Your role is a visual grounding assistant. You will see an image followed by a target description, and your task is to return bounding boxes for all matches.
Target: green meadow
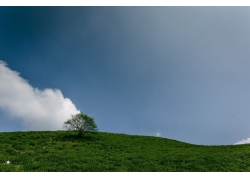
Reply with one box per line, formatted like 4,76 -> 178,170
0,131 -> 250,172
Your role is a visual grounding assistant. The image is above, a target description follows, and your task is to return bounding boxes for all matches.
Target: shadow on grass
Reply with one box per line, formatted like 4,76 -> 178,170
54,131 -> 100,143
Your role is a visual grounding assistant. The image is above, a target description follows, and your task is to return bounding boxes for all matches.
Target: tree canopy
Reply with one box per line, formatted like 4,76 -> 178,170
63,113 -> 98,137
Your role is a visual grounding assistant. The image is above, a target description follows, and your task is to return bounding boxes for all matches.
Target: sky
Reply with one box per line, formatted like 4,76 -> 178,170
1,6 -> 250,145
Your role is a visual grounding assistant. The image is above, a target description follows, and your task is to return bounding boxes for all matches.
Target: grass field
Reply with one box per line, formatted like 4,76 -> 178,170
0,131 -> 250,172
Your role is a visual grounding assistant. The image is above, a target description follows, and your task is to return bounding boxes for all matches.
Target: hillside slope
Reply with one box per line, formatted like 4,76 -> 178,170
0,131 -> 250,172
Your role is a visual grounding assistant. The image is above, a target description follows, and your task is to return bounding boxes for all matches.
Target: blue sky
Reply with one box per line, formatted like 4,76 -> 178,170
1,7 -> 250,145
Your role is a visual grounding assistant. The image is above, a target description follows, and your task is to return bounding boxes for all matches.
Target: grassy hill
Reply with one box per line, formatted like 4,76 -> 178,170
0,131 -> 250,172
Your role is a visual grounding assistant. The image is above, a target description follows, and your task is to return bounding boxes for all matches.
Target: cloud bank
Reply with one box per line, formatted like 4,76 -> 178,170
234,138 -> 250,145
0,60 -> 80,131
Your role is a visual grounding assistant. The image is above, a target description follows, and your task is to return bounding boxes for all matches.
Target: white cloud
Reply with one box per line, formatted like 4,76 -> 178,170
234,138 -> 250,145
0,60 -> 80,131
156,132 -> 161,137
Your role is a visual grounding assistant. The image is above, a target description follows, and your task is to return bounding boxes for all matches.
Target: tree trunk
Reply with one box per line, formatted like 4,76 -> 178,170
77,131 -> 83,138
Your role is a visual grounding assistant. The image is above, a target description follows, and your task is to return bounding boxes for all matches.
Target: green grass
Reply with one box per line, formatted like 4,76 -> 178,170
0,131 -> 250,172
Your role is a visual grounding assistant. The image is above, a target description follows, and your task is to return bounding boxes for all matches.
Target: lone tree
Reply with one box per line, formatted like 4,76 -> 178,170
63,113 -> 98,137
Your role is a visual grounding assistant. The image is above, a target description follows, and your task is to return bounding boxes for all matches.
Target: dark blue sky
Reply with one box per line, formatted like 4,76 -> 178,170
1,7 -> 250,145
